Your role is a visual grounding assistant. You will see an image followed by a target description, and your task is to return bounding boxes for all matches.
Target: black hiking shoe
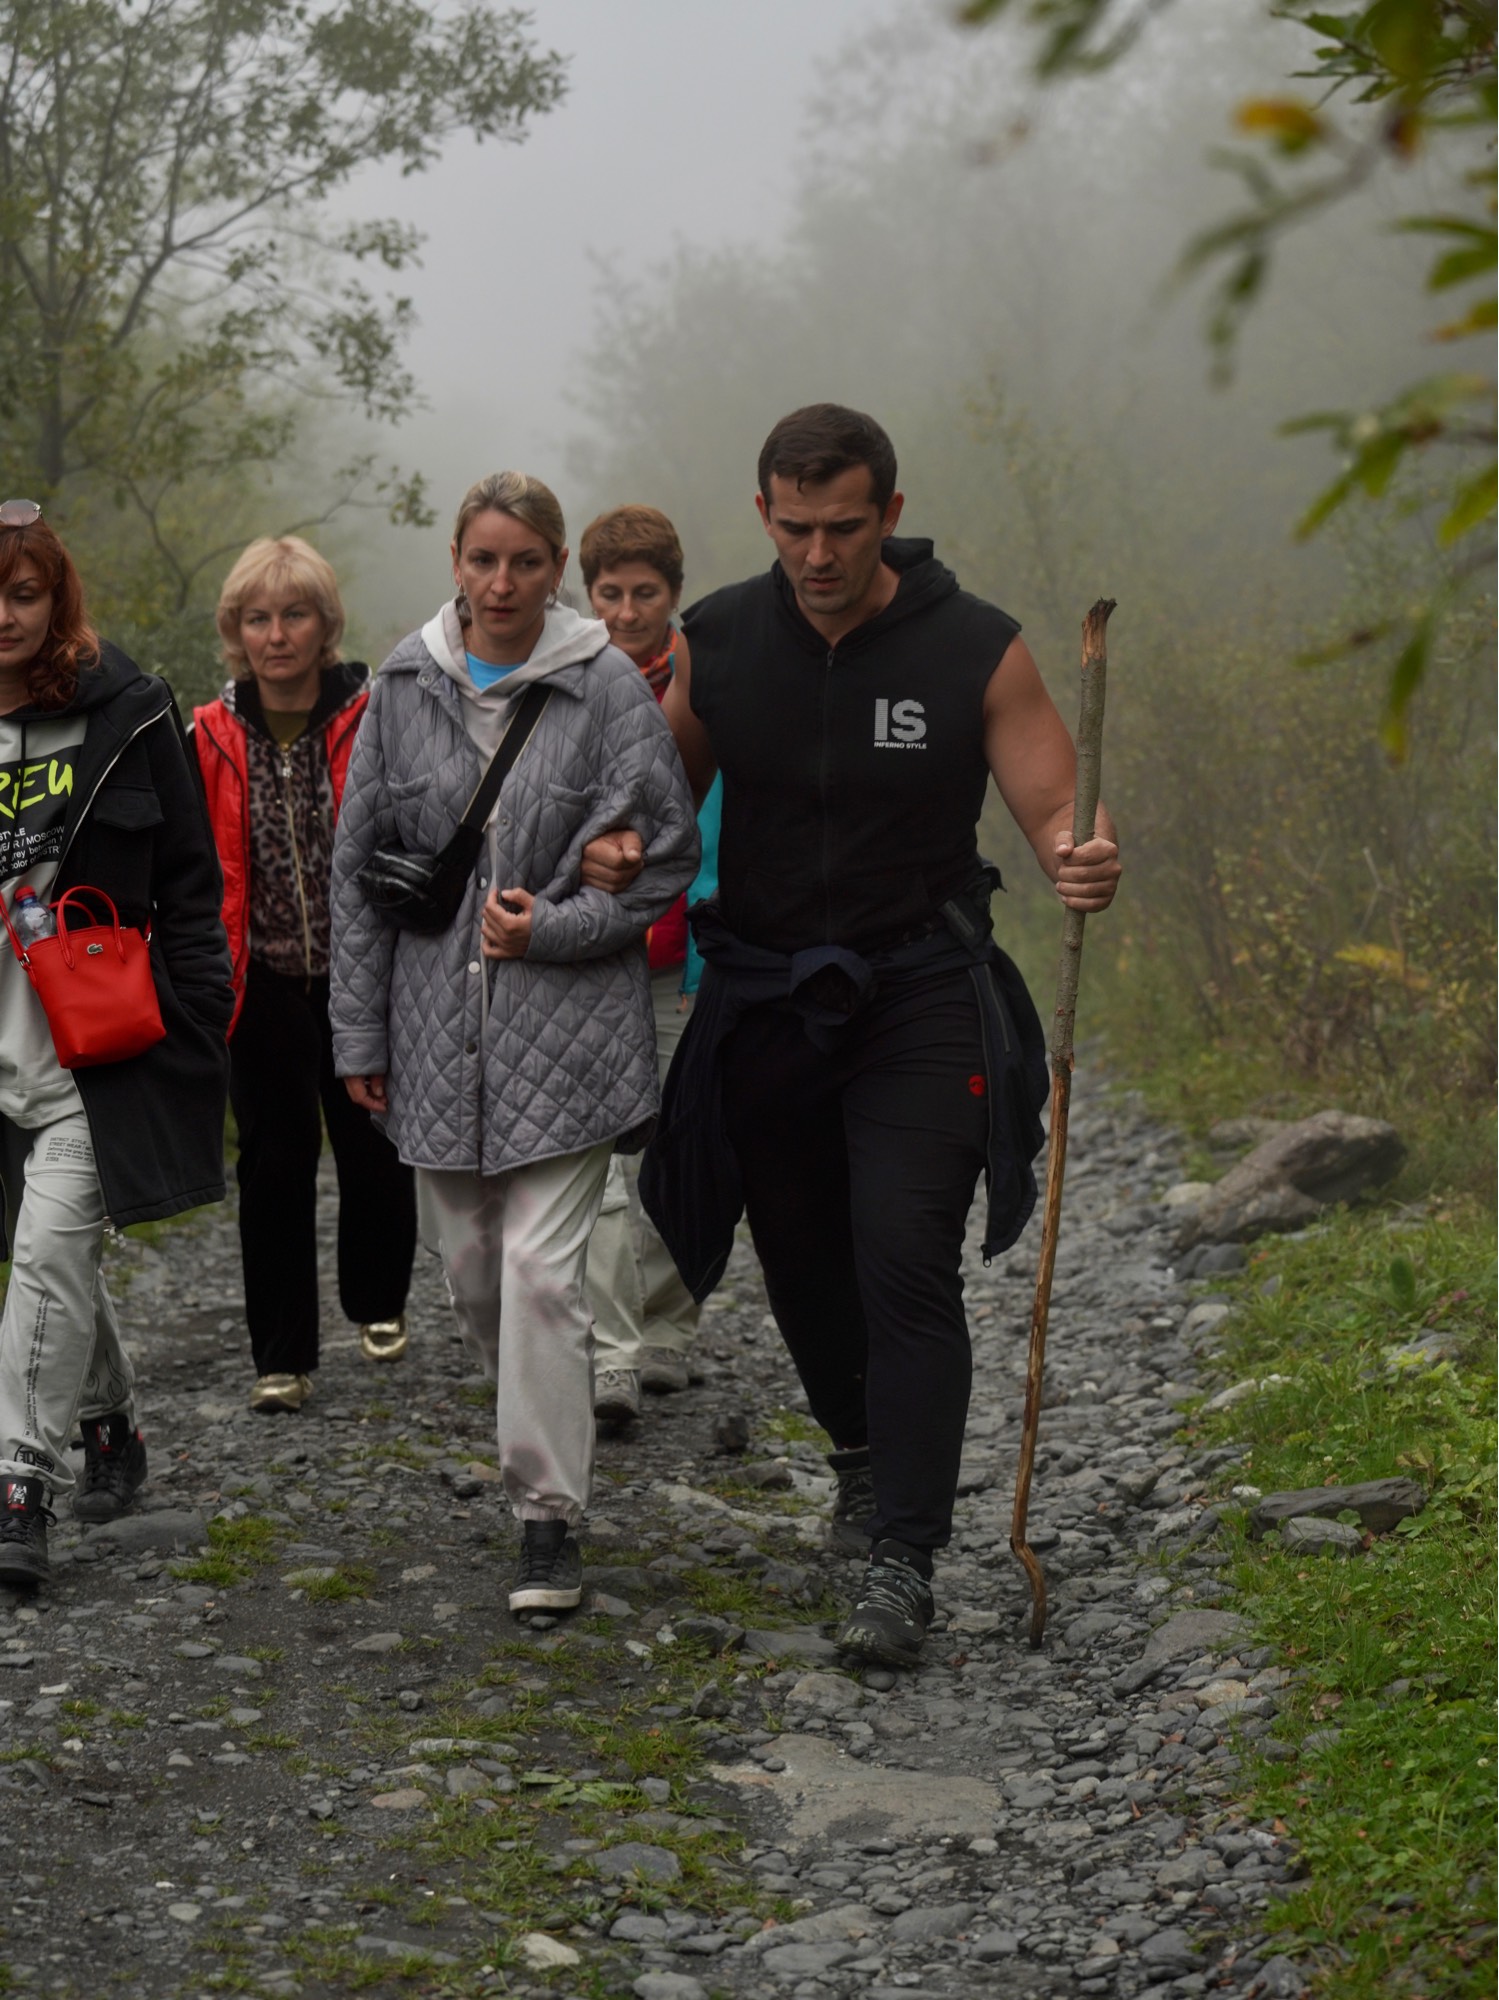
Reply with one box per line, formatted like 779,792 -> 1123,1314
835,1538 -> 934,1667
0,1475 -> 54,1586
508,1520 -> 583,1614
73,1413 -> 148,1524
826,1445 -> 876,1555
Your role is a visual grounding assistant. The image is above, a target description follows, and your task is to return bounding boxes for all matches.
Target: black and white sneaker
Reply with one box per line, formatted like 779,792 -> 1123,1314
0,1475 -> 54,1585
508,1520 -> 583,1614
73,1413 -> 148,1523
835,1538 -> 934,1667
826,1445 -> 876,1556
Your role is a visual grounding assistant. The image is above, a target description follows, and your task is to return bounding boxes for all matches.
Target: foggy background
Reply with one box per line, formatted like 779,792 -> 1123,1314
329,0 -> 1436,649
308,0 -> 1491,1184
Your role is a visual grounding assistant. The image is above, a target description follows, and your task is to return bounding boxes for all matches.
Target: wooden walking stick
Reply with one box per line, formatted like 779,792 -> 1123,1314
1010,596 -> 1115,1649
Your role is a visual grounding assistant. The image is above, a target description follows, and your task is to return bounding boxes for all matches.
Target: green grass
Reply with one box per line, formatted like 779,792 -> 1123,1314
1183,1202 -> 1496,1999
171,1512 -> 279,1588
300,1564 -> 376,1603
760,1408 -> 831,1449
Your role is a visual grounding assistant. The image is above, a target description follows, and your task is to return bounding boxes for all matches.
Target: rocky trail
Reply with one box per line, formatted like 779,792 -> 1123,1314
4,1080 -> 1312,2000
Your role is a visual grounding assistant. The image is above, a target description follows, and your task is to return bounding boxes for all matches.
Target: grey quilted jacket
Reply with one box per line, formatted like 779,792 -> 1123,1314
329,605 -> 699,1174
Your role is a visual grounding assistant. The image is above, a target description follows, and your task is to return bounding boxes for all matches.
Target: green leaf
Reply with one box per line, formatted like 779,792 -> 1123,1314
1438,464 -> 1498,546
1429,240 -> 1498,291
1296,465 -> 1360,539
1379,614 -> 1434,762
1363,0 -> 1440,84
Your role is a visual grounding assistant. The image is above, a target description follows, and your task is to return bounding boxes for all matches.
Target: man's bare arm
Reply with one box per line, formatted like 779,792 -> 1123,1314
660,631 -> 717,807
983,636 -> 1121,914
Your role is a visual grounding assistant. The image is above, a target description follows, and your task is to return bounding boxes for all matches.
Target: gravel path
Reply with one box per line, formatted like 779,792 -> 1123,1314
2,1080 -> 1306,2000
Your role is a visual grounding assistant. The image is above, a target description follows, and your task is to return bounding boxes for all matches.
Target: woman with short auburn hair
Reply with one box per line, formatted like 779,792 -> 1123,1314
194,534 -> 416,1414
0,503 -> 233,1585
575,504 -> 720,1425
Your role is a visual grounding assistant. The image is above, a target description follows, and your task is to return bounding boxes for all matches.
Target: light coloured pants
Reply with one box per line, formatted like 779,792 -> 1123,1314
588,970 -> 701,1369
0,1109 -> 135,1497
417,1140 -> 612,1527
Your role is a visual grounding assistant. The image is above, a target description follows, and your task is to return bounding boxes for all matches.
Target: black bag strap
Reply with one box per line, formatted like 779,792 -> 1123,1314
458,681 -> 552,832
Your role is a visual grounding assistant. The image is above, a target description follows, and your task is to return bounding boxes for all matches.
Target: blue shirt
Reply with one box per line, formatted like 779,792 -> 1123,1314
466,651 -> 520,692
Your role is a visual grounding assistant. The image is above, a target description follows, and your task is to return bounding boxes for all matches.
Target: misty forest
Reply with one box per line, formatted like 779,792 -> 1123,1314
0,2 -> 1492,1998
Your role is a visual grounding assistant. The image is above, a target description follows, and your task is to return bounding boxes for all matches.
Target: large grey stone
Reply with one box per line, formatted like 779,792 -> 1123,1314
633,1977 -> 708,2000
1138,1926 -> 1199,1968
713,1733 -> 1001,1844
741,1627 -> 841,1665
1178,1110 -> 1406,1248
1279,1516 -> 1363,1558
1250,1479 -> 1424,1539
785,1671 -> 864,1716
1251,1953 -> 1310,1997
611,1912 -> 668,1943
888,1902 -> 975,1942
594,1841 -> 681,1883
87,1509 -> 207,1555
754,1904 -> 875,1947
759,1941 -> 860,1978
1139,1609 -> 1247,1672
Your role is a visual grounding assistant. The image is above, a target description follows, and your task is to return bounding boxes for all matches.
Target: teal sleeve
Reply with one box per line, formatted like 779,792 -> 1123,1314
681,774 -> 722,996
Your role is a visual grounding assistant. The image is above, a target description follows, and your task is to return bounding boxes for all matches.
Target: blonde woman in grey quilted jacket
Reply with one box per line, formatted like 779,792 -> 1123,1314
330,472 -> 698,1616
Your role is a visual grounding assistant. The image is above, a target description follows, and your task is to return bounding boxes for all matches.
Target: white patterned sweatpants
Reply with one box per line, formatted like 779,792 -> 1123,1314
0,1109 -> 135,1496
416,1141 -> 612,1527
587,969 -> 701,1368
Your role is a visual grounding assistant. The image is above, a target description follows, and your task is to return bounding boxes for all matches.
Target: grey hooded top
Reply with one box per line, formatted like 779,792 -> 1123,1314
329,600 -> 699,1175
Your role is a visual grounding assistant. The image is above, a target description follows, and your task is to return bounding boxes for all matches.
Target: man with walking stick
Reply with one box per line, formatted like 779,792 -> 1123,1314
585,404 -> 1120,1665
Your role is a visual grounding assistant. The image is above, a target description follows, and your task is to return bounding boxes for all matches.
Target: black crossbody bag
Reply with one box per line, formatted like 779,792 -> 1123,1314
356,682 -> 552,933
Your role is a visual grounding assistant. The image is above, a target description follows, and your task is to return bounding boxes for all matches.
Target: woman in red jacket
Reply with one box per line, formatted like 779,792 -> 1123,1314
194,537 -> 416,1412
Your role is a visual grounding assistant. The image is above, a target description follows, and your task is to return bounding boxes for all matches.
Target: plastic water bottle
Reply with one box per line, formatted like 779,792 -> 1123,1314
12,887 -> 56,945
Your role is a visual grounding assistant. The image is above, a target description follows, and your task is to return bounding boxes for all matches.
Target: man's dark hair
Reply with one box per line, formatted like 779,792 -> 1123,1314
757,404 -> 897,513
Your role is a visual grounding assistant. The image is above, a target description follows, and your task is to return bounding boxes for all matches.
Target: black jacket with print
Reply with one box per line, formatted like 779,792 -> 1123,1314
0,645 -> 233,1242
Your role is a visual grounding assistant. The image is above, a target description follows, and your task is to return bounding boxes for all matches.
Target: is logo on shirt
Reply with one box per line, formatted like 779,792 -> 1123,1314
873,698 -> 926,749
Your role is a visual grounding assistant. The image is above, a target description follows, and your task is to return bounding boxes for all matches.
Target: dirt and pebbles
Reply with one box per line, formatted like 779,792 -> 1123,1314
3,1079 -> 1309,2000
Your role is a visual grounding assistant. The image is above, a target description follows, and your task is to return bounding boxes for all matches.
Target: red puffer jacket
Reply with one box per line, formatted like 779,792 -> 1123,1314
193,664 -> 367,1032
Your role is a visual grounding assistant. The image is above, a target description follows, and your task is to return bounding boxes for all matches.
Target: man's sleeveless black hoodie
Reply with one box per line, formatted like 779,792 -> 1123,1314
684,536 -> 1020,952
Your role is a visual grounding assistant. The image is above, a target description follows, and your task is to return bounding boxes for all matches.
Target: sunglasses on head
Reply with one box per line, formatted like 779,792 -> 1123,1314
0,500 -> 43,528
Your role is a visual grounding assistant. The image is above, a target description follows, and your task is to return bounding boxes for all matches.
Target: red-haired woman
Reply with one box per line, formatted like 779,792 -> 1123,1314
0,501 -> 233,1587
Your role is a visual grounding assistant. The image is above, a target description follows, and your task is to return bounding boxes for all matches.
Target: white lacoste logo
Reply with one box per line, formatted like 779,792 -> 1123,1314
873,698 -> 927,748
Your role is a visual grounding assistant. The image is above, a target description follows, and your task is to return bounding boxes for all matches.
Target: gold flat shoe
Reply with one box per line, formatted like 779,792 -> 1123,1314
249,1372 -> 314,1413
360,1316 -> 408,1363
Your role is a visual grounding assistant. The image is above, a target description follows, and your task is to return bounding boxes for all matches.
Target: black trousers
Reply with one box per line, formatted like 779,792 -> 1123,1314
229,959 -> 416,1377
721,969 -> 990,1554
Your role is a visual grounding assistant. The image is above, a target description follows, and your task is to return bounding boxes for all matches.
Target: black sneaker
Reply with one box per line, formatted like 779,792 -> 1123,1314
508,1520 -> 583,1614
826,1445 -> 876,1555
0,1475 -> 53,1585
835,1538 -> 934,1667
73,1413 -> 148,1523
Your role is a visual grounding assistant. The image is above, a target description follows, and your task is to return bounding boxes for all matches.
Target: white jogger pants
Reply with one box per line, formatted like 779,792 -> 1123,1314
417,1141 -> 612,1527
0,1110 -> 135,1496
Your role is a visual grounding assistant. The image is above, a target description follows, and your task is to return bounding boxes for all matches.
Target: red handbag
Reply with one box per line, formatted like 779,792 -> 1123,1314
2,886 -> 166,1069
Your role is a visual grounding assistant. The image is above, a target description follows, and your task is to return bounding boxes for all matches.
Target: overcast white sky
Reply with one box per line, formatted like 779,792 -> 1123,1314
337,0 -> 895,622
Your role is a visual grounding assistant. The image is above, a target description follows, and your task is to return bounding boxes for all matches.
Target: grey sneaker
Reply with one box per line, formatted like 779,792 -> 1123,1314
509,1520 -> 583,1613
836,1539 -> 934,1667
826,1445 -> 875,1555
640,1346 -> 691,1394
593,1368 -> 642,1424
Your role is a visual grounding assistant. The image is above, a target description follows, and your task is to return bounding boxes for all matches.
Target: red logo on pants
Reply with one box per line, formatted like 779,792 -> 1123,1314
968,1074 -> 986,1097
